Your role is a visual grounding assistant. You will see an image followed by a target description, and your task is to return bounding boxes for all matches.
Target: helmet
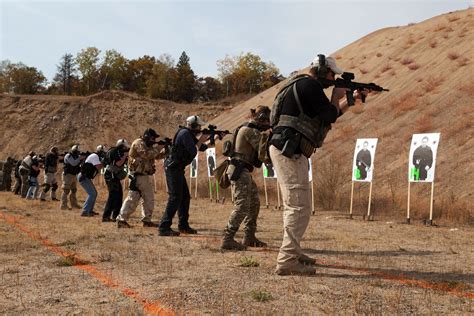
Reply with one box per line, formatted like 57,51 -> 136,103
50,146 -> 58,154
71,145 -> 80,152
186,115 -> 206,129
143,128 -> 159,139
116,138 -> 130,149
96,145 -> 105,153
29,151 -> 36,157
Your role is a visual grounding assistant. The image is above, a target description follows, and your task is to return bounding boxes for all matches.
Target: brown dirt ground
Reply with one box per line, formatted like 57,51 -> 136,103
0,182 -> 472,314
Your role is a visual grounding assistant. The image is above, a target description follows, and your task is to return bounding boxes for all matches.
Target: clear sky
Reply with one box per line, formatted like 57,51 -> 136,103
1,0 -> 472,82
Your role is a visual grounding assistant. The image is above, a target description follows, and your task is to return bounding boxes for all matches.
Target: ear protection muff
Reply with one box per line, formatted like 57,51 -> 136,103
317,54 -> 328,78
190,115 -> 199,129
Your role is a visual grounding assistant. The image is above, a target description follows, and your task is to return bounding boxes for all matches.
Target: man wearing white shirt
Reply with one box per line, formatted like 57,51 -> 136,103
77,150 -> 103,217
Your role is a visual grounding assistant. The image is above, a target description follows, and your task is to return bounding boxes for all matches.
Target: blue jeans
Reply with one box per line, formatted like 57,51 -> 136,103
78,175 -> 97,215
26,176 -> 38,199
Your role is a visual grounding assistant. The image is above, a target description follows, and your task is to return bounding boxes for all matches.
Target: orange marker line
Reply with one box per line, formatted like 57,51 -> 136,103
0,212 -> 174,316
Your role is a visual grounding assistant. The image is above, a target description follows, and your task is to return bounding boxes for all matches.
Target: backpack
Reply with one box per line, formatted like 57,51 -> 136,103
270,74 -> 310,127
222,122 -> 256,158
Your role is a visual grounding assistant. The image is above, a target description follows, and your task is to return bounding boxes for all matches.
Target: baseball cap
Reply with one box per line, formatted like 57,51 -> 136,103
310,55 -> 344,74
186,115 -> 207,127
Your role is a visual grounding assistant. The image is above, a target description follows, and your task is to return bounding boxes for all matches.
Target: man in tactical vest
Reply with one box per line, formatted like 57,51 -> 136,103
269,55 -> 368,275
102,139 -> 130,222
60,145 -> 84,210
158,116 -> 209,236
116,129 -> 167,228
39,147 -> 61,201
221,106 -> 271,251
19,151 -> 35,198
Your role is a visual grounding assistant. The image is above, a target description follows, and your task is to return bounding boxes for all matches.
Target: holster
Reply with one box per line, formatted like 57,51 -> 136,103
229,159 -> 252,181
271,129 -> 301,158
128,174 -> 141,194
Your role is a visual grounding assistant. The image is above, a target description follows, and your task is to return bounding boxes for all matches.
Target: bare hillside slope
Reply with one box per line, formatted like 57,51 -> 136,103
0,90 -> 230,156
211,8 -> 474,215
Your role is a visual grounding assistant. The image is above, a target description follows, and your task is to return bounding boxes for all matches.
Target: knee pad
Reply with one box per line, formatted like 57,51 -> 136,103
52,183 -> 58,191
43,183 -> 51,193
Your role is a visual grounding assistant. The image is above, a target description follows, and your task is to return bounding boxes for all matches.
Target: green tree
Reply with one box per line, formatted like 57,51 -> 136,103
76,47 -> 101,94
100,49 -> 128,90
1,62 -> 46,94
217,52 -> 280,95
195,76 -> 224,101
174,51 -> 195,102
146,54 -> 176,100
53,53 -> 77,95
124,55 -> 156,94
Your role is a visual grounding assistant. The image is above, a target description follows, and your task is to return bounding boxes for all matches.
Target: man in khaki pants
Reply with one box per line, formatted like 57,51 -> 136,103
116,128 -> 166,228
269,54 -> 368,275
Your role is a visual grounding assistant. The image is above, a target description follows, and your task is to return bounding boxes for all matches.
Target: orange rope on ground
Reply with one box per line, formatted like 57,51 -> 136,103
0,212 -> 174,316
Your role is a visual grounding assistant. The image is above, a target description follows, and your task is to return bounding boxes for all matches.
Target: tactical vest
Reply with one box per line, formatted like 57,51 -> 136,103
63,154 -> 81,175
272,76 -> 330,150
232,123 -> 260,167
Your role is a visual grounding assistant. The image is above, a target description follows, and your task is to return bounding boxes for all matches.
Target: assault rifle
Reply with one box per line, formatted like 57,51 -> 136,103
201,124 -> 231,146
322,72 -> 389,106
153,137 -> 173,147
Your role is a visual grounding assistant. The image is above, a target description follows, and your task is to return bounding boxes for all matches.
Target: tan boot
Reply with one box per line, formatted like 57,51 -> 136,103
275,260 -> 316,276
298,253 -> 317,266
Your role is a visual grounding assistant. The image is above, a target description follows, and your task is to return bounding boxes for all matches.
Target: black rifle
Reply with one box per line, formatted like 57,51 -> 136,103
156,137 -> 172,147
201,124 -> 231,146
321,72 -> 389,106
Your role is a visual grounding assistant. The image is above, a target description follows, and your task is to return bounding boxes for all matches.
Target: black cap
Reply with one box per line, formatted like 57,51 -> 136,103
143,128 -> 159,139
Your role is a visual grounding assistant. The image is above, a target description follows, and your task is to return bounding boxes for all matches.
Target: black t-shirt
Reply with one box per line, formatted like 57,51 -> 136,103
280,77 -> 339,123
29,161 -> 40,177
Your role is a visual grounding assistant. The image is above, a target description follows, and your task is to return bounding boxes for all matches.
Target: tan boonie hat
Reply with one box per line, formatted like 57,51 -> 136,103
310,55 -> 344,74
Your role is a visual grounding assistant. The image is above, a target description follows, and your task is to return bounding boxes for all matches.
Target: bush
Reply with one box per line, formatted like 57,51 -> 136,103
240,256 -> 260,267
249,289 -> 273,302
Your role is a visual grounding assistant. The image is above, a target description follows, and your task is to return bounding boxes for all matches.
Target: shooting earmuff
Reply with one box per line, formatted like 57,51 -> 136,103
317,54 -> 328,79
190,115 -> 199,130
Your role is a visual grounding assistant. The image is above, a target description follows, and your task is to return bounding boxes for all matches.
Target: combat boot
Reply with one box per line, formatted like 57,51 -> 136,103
221,230 -> 247,251
275,260 -> 316,276
242,233 -> 267,248
298,253 -> 317,266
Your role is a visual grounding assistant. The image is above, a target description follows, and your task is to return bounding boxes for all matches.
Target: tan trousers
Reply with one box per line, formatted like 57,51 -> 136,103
269,145 -> 311,268
61,173 -> 79,208
39,172 -> 58,200
117,175 -> 154,222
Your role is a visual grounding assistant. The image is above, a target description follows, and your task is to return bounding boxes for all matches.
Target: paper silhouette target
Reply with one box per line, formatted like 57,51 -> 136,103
206,148 -> 216,178
263,163 -> 276,178
190,156 -> 198,179
408,133 -> 440,182
308,158 -> 313,182
352,138 -> 378,182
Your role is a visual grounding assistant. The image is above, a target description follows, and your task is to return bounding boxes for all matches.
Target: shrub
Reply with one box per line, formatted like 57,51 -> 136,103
376,52 -> 382,57
429,39 -> 437,48
380,64 -> 392,73
447,52 -> 460,60
423,77 -> 444,92
400,57 -> 414,65
249,289 -> 273,302
407,63 -> 420,70
240,256 -> 259,267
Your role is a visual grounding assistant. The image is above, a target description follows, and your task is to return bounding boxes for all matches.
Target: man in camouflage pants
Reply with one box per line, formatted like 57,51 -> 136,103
116,128 -> 167,228
221,106 -> 271,250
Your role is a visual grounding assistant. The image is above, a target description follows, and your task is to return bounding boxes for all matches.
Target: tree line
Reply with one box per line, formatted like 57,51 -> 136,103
0,48 -> 284,102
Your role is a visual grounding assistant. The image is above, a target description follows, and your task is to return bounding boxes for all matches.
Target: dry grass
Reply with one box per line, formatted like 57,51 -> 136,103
359,68 -> 369,75
447,15 -> 461,23
390,93 -> 418,117
433,24 -> 447,32
376,52 -> 383,57
422,77 -> 444,93
400,57 -> 414,65
429,39 -> 438,48
407,63 -> 421,70
413,114 -> 433,133
380,64 -> 392,73
447,52 -> 460,60
240,256 -> 260,267
457,57 -> 469,67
